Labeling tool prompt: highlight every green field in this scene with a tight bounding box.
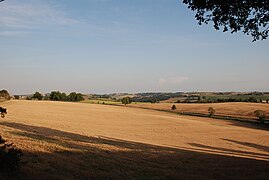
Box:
[82,99,122,105]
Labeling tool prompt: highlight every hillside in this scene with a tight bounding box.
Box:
[126,102,269,119]
[0,100,269,179]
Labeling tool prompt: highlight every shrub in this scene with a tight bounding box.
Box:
[254,110,266,123]
[208,107,215,117]
[0,90,11,100]
[0,136,23,174]
[32,92,43,100]
[121,97,132,105]
[171,105,177,110]
[0,107,7,118]
[68,92,84,102]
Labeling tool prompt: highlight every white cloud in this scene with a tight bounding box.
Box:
[158,76,188,86]
[0,0,78,35]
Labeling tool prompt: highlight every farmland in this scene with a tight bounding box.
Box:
[124,102,269,119]
[0,100,269,179]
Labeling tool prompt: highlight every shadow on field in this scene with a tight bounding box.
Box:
[222,139,269,153]
[1,122,269,179]
[188,143,269,160]
[224,119,269,131]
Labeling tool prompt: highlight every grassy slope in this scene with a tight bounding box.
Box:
[0,100,269,179]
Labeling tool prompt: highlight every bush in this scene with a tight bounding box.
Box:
[0,136,23,174]
[0,90,11,100]
[208,107,215,117]
[68,92,83,102]
[254,110,266,123]
[171,105,177,110]
[32,92,43,100]
[121,97,132,105]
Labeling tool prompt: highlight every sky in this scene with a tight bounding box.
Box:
[1,0,269,95]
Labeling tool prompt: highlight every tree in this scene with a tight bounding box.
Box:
[61,93,68,101]
[171,105,177,110]
[183,0,269,41]
[68,92,84,102]
[121,97,131,105]
[254,110,266,123]
[208,107,215,117]
[0,90,11,100]
[49,91,62,101]
[32,92,43,100]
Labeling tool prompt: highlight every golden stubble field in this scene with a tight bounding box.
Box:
[127,102,269,118]
[0,100,269,179]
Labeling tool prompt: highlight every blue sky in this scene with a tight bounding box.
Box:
[1,0,269,94]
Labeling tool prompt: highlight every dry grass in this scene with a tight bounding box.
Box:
[0,100,269,179]
[127,102,269,118]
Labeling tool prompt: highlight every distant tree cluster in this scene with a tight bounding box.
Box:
[49,91,84,102]
[0,90,11,100]
[131,92,182,103]
[22,91,84,102]
[178,96,268,103]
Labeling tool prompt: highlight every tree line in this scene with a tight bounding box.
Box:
[180,97,269,103]
[27,91,84,102]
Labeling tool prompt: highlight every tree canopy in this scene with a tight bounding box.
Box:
[32,92,43,100]
[121,97,132,105]
[0,90,11,100]
[49,91,83,102]
[183,0,269,41]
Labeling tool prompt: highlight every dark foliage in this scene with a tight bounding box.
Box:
[0,90,11,100]
[171,105,177,110]
[132,92,182,103]
[183,0,269,41]
[68,92,84,102]
[121,97,132,105]
[0,136,23,174]
[0,107,7,118]
[49,91,84,102]
[32,92,43,100]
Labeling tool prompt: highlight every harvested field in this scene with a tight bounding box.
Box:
[0,100,269,179]
[127,102,269,119]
